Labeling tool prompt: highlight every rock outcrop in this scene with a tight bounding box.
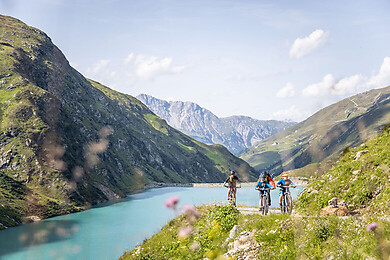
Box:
[320,197,350,216]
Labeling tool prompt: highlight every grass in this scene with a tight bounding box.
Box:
[120,205,238,260]
[288,158,336,179]
[143,113,169,135]
[120,204,389,259]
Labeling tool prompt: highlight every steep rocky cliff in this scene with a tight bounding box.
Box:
[137,94,294,155]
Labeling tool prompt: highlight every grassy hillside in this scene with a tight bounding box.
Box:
[297,124,390,215]
[240,86,390,176]
[0,15,257,229]
[120,204,390,259]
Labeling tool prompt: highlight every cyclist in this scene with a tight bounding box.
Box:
[255,171,275,206]
[223,170,241,206]
[277,172,296,210]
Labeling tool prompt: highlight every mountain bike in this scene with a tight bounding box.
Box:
[224,183,241,206]
[256,187,271,215]
[278,185,295,214]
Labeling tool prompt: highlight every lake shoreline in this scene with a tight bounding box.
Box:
[143,177,308,189]
[1,179,307,230]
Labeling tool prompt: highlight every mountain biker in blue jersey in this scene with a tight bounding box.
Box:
[255,172,275,206]
[277,172,296,210]
[223,170,241,206]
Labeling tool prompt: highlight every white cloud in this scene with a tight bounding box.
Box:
[86,59,110,75]
[124,53,134,64]
[302,57,390,98]
[368,57,390,88]
[302,74,335,97]
[271,105,307,122]
[124,54,186,80]
[331,74,365,95]
[276,82,295,98]
[289,29,330,59]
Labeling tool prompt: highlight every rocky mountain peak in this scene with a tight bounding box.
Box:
[137,94,295,155]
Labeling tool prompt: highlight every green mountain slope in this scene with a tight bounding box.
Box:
[297,124,390,215]
[0,15,257,229]
[240,86,390,174]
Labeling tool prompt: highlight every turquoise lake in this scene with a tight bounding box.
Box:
[0,186,304,260]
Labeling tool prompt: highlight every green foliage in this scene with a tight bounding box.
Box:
[210,205,239,232]
[120,205,235,260]
[120,203,390,259]
[294,216,387,259]
[241,214,296,259]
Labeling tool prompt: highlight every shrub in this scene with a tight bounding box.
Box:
[210,205,239,232]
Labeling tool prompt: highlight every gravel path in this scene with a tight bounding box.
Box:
[237,206,281,215]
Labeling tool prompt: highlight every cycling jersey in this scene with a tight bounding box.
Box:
[225,176,240,188]
[277,179,295,194]
[255,181,273,189]
[257,175,275,189]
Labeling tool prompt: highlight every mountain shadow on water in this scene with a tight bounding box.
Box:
[0,219,79,257]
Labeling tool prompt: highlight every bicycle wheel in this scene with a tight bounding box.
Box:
[228,192,234,205]
[281,195,286,214]
[260,195,265,215]
[258,194,262,210]
[286,193,293,214]
[264,196,269,215]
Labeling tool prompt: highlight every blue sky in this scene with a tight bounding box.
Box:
[1,0,390,122]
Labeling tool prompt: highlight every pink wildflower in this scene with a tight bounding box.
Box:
[183,204,200,218]
[164,196,180,210]
[178,226,193,239]
[190,241,200,251]
[366,222,378,232]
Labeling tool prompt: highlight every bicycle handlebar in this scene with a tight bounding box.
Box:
[224,184,241,188]
[277,185,296,188]
[255,187,271,191]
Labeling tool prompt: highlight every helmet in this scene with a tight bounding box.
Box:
[259,172,267,182]
[281,172,288,178]
[230,170,236,176]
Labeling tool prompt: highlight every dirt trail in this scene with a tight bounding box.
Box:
[237,206,281,215]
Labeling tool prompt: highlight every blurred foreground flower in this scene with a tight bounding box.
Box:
[366,222,378,232]
[190,241,200,251]
[164,196,180,210]
[178,226,193,239]
[366,222,390,259]
[183,204,200,217]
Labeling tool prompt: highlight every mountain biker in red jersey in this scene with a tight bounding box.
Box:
[223,170,241,206]
[255,171,275,206]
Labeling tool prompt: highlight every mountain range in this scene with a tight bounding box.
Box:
[240,85,390,175]
[0,15,257,229]
[137,94,294,155]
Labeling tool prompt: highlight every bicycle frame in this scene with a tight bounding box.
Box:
[224,184,239,206]
[256,187,271,215]
[278,185,294,214]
